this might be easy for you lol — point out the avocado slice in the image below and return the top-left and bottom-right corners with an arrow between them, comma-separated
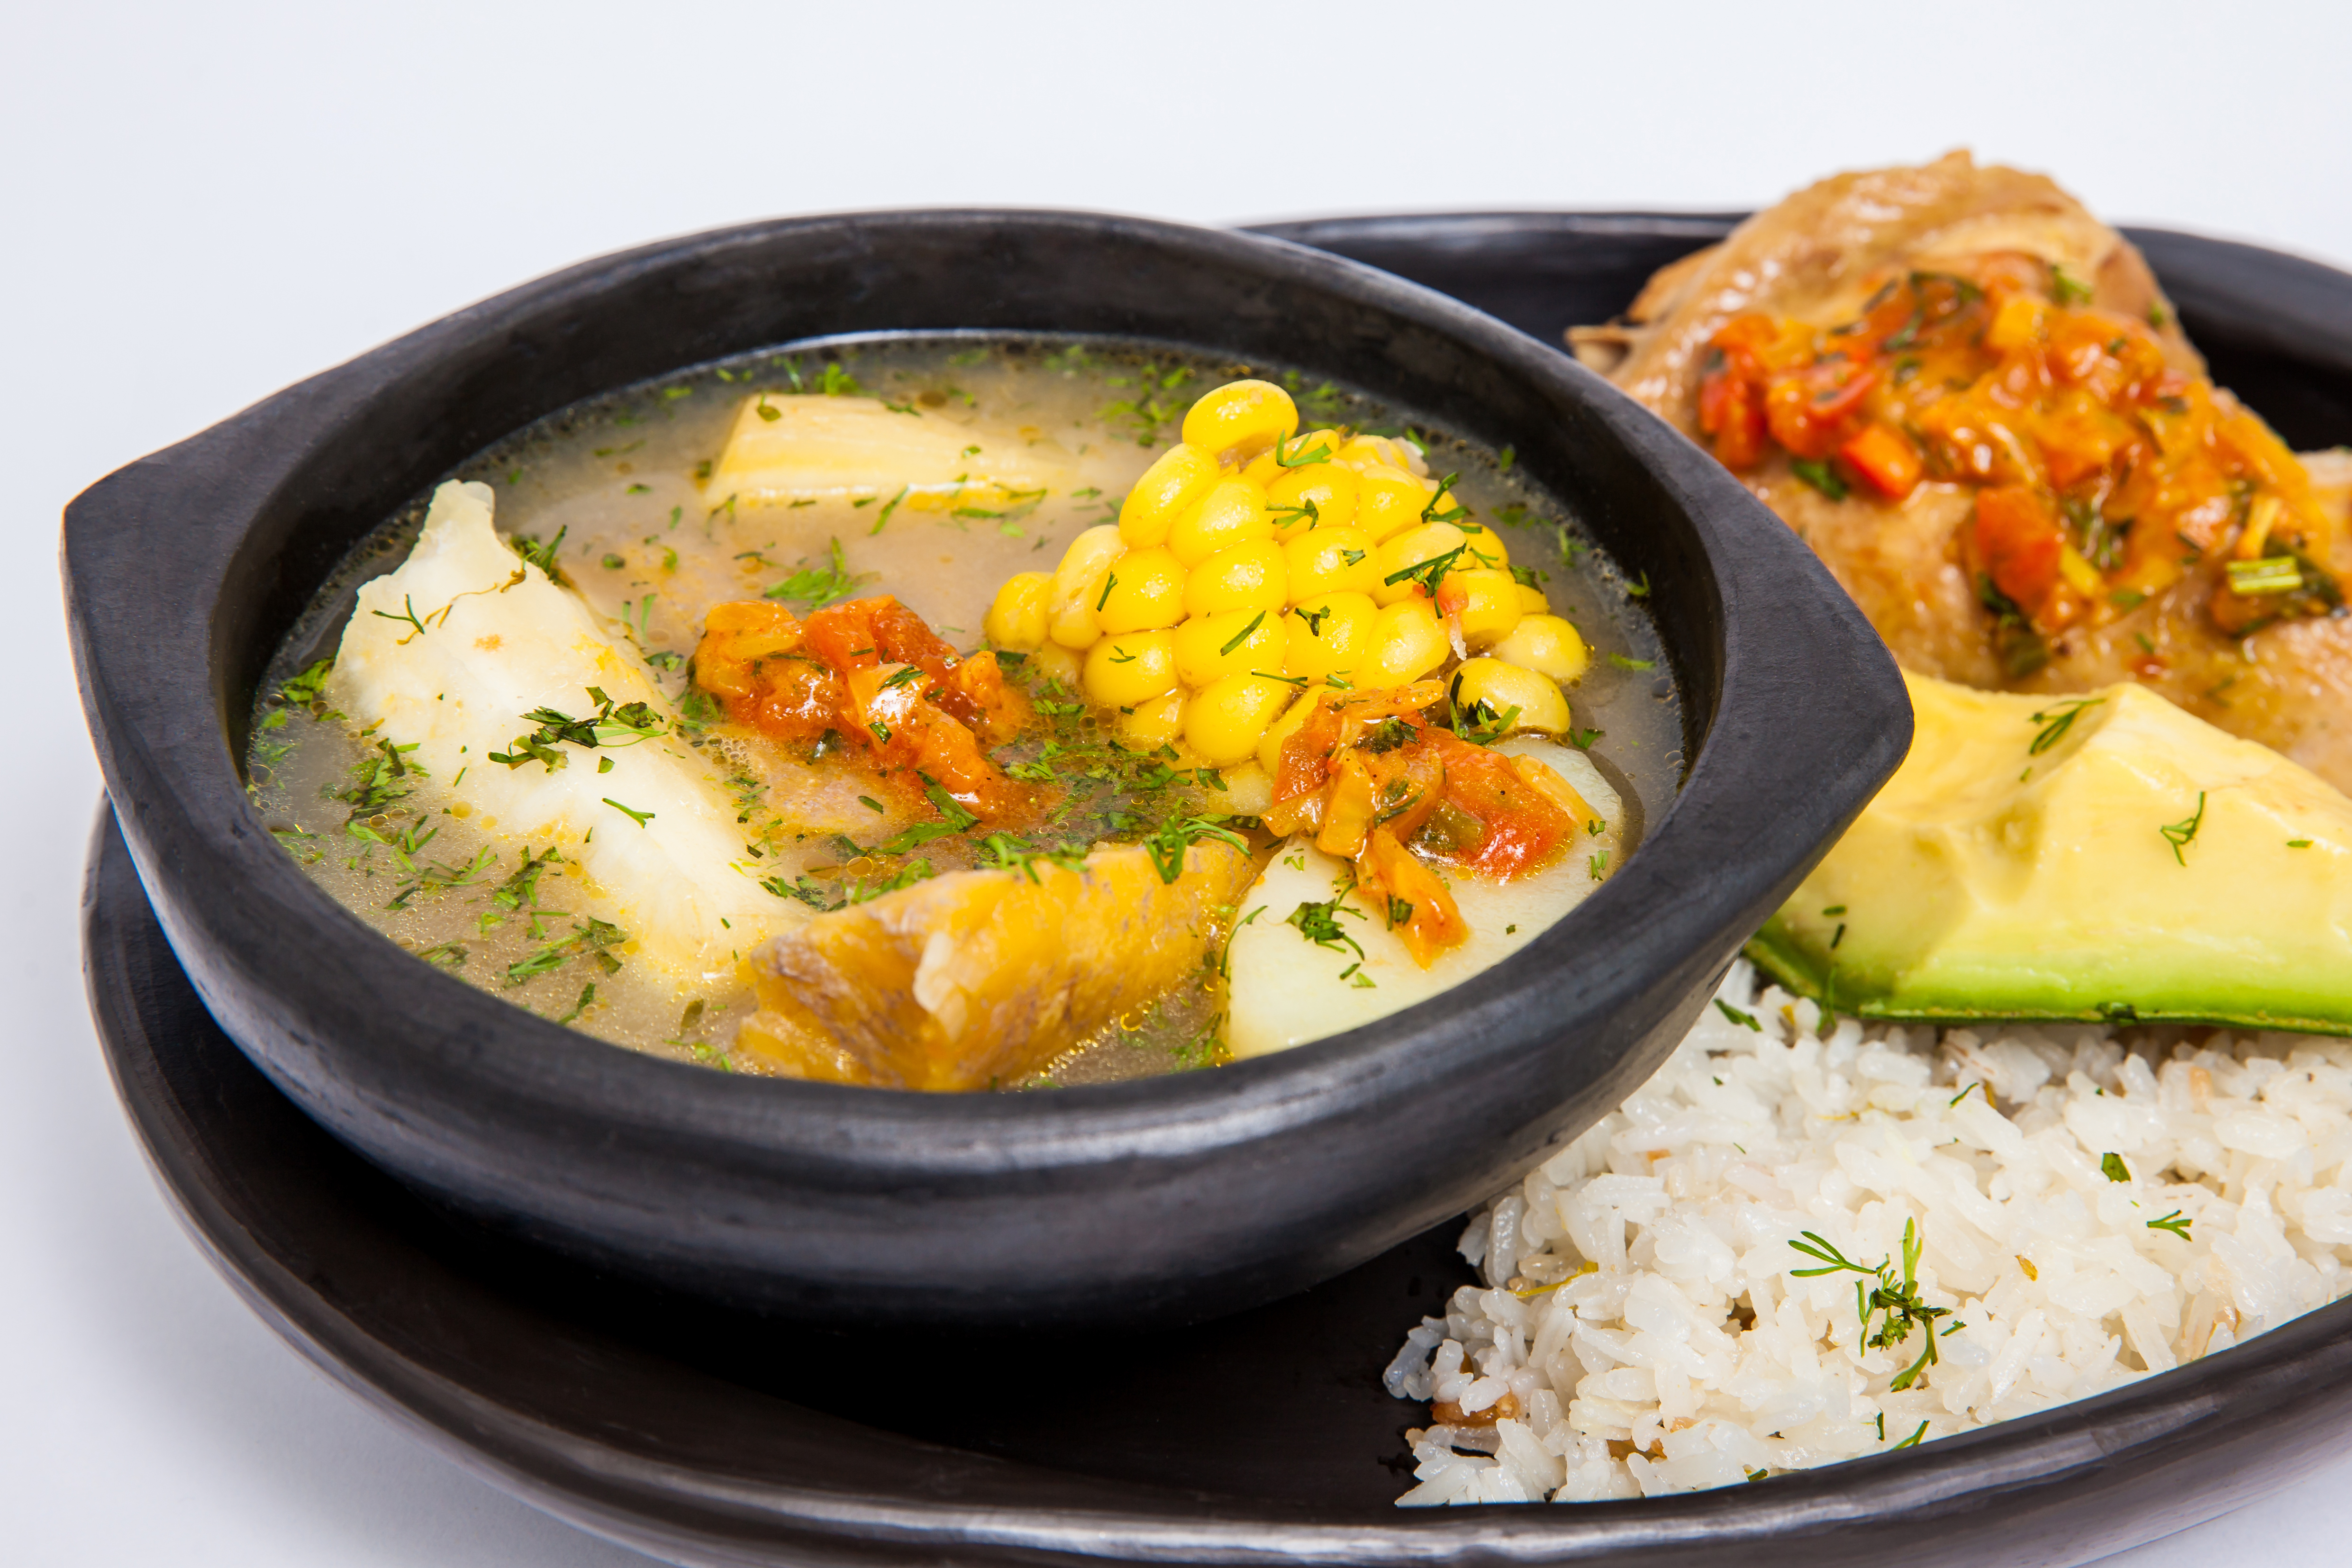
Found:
1749,672 -> 2352,1035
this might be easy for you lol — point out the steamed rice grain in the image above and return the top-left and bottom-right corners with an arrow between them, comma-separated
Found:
1386,960 -> 2352,1505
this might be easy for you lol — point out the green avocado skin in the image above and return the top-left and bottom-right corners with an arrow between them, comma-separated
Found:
1745,922 -> 2352,1039
1747,676 -> 2352,1042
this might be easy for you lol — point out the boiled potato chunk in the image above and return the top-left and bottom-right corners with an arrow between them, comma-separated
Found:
1225,740 -> 1623,1058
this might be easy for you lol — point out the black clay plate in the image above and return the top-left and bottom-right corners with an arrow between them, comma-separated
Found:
86,212 -> 2352,1567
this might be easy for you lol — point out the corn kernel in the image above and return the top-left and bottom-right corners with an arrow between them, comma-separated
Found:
1371,522 -> 1470,607
1256,689 -> 1324,776
1356,465 -> 1438,542
1247,427 -> 1344,485
1168,477 -> 1272,566
1122,690 -> 1185,750
1517,583 -> 1550,613
1096,545 -> 1187,633
1361,599 -> 1450,687
1118,442 -> 1221,548
1450,657 -> 1571,734
1444,568 -> 1525,648
1281,591 -> 1376,680
1183,539 -> 1288,616
983,571 -> 1052,651
1029,641 -> 1082,691
1173,607 -> 1287,688
1489,613 -> 1589,682
1335,434 -> 1424,475
1047,600 -> 1100,649
1184,672 -> 1297,765
1045,524 -> 1124,649
1264,461 -> 1360,537
1284,525 -> 1380,600
1181,379 -> 1298,465
1456,524 -> 1510,570
1082,629 -> 1181,708
1218,761 -> 1274,815
1055,524 -> 1127,583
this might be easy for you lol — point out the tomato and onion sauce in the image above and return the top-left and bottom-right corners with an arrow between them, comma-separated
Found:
1262,682 -> 1592,966
1696,256 -> 2342,666
695,596 -> 1041,825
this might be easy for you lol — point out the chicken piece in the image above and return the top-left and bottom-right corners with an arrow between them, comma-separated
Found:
1598,152 -> 2352,793
733,840 -> 1254,1089
1603,152 -> 2200,406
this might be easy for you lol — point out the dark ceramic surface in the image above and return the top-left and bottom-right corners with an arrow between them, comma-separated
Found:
83,798 -> 2352,1568
80,212 -> 2352,1568
63,209 -> 1906,1326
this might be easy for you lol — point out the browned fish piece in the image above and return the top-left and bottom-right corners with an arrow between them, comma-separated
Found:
1592,151 -> 2352,793
734,840 -> 1253,1090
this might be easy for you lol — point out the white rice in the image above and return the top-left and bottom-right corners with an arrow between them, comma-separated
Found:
1386,959 -> 2352,1505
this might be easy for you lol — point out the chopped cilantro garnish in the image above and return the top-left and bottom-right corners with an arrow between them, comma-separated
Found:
1285,897 -> 1367,969
922,779 -> 981,832
1383,543 -> 1466,595
506,917 -> 627,985
765,537 -> 868,609
1142,816 -> 1249,884
1219,611 -> 1266,657
2160,792 -> 2207,865
1421,471 -> 1465,524
978,832 -> 1089,882
2027,697 -> 2104,755
2050,263 -> 2094,307
1273,429 -> 1333,468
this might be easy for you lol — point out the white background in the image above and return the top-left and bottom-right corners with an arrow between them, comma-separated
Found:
10,3 -> 2352,1562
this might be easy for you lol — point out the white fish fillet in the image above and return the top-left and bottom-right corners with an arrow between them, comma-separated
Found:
327,480 -> 799,982
1224,740 -> 1624,1059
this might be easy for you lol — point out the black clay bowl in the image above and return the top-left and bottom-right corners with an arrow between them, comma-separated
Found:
64,210 -> 1908,1327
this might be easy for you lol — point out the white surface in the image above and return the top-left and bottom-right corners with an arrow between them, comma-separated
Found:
9,2 -> 2352,1562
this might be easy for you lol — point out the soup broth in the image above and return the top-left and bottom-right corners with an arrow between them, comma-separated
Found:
249,336 -> 1680,1085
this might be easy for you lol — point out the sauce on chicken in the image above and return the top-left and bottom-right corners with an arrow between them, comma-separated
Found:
1590,152 -> 2352,791
1698,260 -> 2341,674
